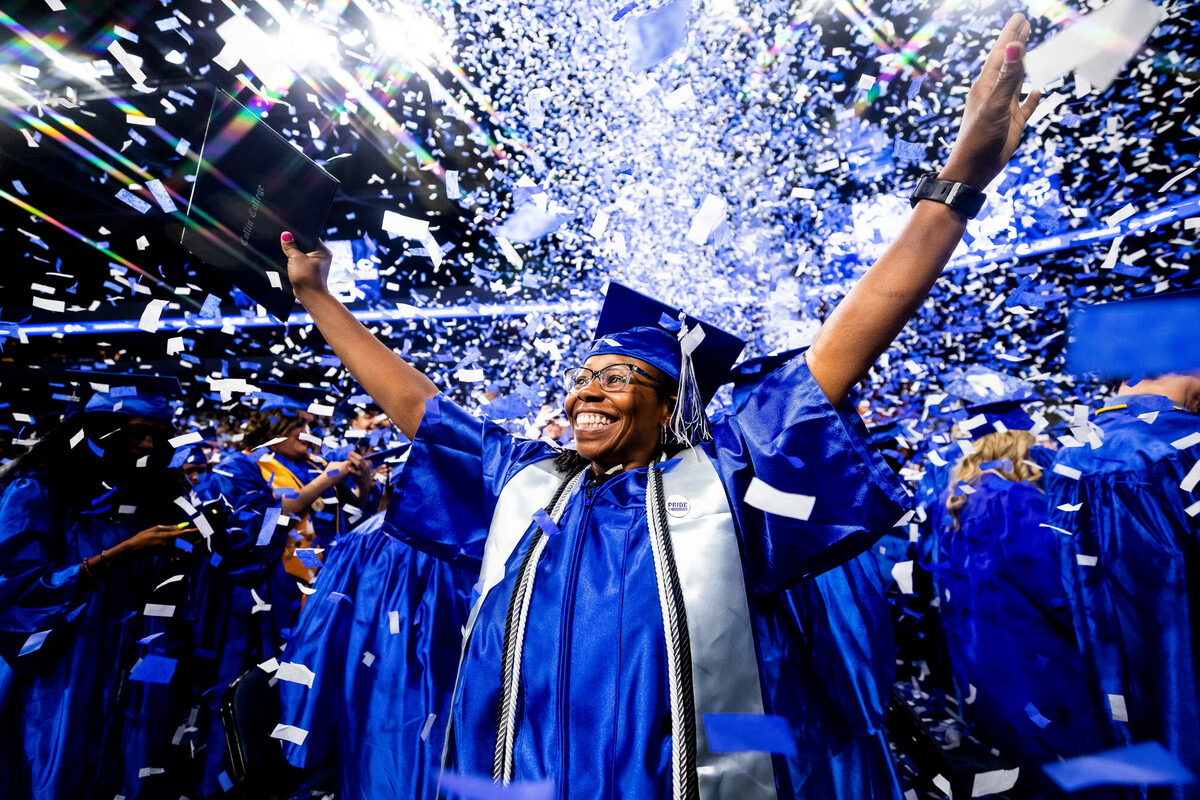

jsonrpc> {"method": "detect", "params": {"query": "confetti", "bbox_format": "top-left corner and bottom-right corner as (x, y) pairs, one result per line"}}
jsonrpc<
(1043, 742), (1195, 791)
(703, 713), (798, 756)
(743, 477), (815, 520)
(275, 661), (316, 687)
(269, 724), (309, 745)
(128, 654), (177, 684)
(438, 771), (555, 800)
(18, 630), (51, 657)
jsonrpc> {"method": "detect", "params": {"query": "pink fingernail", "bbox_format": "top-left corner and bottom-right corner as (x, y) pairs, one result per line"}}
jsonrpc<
(1005, 43), (1021, 63)
(281, 231), (294, 242)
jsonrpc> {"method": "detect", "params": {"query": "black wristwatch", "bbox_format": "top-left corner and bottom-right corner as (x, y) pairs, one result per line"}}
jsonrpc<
(909, 173), (986, 220)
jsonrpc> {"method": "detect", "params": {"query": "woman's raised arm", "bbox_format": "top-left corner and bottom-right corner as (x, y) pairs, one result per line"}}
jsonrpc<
(281, 232), (437, 440)
(805, 13), (1042, 405)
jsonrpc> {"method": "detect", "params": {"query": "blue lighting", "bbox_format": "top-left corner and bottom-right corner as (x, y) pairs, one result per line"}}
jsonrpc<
(943, 194), (1200, 272)
(16, 300), (592, 337)
(15, 193), (1198, 338)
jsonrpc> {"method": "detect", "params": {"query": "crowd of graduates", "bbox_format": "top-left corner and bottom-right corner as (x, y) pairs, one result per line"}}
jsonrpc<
(0, 360), (1196, 800)
(1, 13), (1197, 798)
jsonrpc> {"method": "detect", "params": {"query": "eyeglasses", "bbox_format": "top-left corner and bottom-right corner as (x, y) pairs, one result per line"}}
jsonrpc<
(562, 363), (662, 394)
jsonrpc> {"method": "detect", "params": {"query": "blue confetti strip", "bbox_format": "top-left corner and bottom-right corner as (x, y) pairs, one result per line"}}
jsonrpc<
(1024, 701), (1052, 729)
(257, 506), (281, 547)
(438, 771), (555, 800)
(294, 548), (324, 568)
(128, 654), (178, 685)
(18, 630), (51, 657)
(532, 508), (560, 536)
(1043, 742), (1196, 792)
(704, 713), (798, 756)
(424, 397), (442, 425)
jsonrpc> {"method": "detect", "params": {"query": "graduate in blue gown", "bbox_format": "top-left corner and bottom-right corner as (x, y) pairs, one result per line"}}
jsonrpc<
(1047, 375), (1200, 800)
(276, 500), (478, 800)
(186, 395), (371, 797)
(935, 403), (1105, 794)
(278, 15), (1041, 797)
(0, 377), (198, 800)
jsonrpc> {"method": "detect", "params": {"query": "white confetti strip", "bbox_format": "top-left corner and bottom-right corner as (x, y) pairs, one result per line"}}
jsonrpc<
(1108, 693), (1129, 722)
(1171, 432), (1200, 450)
(421, 713), (437, 741)
(269, 724), (309, 745)
(1053, 464), (1082, 480)
(743, 477), (815, 520)
(169, 431), (203, 448)
(972, 767), (1019, 797)
(276, 662), (316, 687)
(138, 299), (168, 333)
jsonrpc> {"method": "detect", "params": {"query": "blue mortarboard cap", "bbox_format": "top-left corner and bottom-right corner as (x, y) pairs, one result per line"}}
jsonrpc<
(960, 399), (1038, 439)
(587, 283), (745, 406)
(587, 326), (683, 382)
(62, 370), (181, 421)
(251, 382), (336, 413)
(586, 283), (745, 447)
(1068, 289), (1200, 378)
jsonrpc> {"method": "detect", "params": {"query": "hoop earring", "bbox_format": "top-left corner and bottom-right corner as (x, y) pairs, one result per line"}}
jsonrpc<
(659, 425), (671, 447)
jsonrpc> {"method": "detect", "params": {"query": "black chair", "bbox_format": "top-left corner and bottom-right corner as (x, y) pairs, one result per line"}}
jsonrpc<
(221, 667), (334, 799)
(886, 686), (1020, 799)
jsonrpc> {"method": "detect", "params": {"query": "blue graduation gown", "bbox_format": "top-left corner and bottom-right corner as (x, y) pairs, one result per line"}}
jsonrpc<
(387, 357), (908, 797)
(277, 511), (477, 800)
(1047, 400), (1200, 800)
(937, 474), (1103, 770)
(779, 552), (903, 798)
(186, 451), (319, 796)
(0, 476), (180, 800)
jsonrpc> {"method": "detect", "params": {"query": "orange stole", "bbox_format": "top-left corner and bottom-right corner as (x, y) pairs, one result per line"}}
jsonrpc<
(253, 453), (332, 586)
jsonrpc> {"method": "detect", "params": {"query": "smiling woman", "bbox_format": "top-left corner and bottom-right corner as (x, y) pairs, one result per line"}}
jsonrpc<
(277, 14), (1042, 798)
(565, 353), (675, 473)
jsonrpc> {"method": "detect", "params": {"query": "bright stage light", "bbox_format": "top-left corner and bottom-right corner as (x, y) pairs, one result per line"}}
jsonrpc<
(372, 7), (451, 66)
(284, 20), (340, 70)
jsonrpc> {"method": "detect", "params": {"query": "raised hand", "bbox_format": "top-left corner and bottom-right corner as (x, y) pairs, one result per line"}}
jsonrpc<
(942, 13), (1043, 190)
(280, 231), (334, 297)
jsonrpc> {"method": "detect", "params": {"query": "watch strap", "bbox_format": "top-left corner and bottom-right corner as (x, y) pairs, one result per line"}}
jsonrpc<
(909, 173), (986, 219)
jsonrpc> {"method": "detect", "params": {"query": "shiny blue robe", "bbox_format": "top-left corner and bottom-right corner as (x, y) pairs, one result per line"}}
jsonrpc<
(387, 357), (909, 797)
(186, 451), (330, 796)
(937, 474), (1103, 771)
(779, 552), (903, 798)
(276, 510), (476, 800)
(0, 476), (179, 800)
(1047, 399), (1200, 800)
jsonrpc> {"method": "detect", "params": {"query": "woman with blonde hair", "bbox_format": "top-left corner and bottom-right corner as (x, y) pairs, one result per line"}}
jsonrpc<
(937, 403), (1104, 794)
(186, 389), (370, 798)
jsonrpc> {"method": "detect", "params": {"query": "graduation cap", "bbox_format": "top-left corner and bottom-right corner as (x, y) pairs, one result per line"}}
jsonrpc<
(1067, 289), (1200, 378)
(59, 370), (182, 421)
(180, 88), (339, 322)
(250, 382), (339, 414)
(586, 282), (745, 445)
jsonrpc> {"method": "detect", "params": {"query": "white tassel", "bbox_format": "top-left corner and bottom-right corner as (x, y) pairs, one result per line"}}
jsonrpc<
(669, 318), (712, 446)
